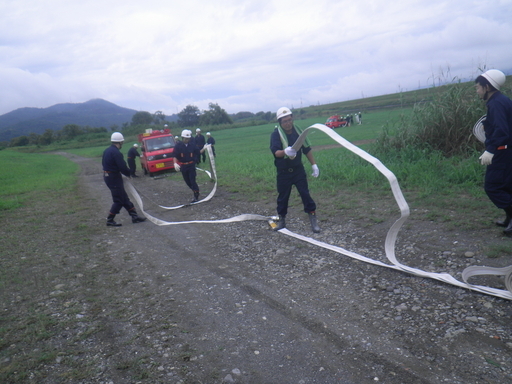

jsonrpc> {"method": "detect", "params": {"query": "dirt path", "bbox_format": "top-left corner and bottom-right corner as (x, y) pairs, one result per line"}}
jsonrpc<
(2, 153), (512, 384)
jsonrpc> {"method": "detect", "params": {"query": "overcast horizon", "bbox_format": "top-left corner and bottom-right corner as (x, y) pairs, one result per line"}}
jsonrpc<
(1, 0), (512, 117)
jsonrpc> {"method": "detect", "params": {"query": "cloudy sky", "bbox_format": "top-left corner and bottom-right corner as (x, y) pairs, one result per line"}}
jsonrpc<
(1, 0), (511, 117)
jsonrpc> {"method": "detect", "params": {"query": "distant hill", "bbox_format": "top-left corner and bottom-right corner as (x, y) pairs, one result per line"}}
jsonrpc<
(0, 99), (138, 142)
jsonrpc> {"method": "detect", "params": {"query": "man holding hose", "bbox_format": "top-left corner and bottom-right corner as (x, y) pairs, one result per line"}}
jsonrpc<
(270, 107), (320, 233)
(173, 129), (208, 203)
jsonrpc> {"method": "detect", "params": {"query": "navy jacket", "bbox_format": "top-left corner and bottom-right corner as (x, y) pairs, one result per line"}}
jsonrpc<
(484, 92), (512, 153)
(102, 145), (131, 177)
(195, 134), (206, 149)
(127, 147), (140, 159)
(173, 141), (200, 164)
(270, 127), (311, 171)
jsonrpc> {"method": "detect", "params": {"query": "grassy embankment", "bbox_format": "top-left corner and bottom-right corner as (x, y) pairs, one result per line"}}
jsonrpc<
(0, 87), (493, 227)
(2, 82), (509, 240)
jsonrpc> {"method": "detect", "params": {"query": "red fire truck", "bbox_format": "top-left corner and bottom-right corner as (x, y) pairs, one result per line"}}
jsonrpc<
(138, 128), (176, 176)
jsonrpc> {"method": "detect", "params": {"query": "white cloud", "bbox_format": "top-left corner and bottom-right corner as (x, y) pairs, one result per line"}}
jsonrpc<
(1, 0), (512, 116)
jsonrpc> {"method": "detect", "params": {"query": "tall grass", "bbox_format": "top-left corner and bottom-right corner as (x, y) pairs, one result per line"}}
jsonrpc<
(372, 79), (508, 158)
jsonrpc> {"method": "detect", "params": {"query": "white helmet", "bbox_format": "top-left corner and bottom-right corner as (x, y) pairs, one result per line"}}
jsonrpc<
(133, 143), (138, 147)
(111, 132), (124, 142)
(482, 69), (506, 90)
(196, 128), (201, 132)
(206, 132), (211, 135)
(276, 107), (292, 121)
(181, 129), (192, 138)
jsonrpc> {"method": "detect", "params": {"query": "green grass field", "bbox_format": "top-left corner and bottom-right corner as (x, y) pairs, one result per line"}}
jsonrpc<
(0, 105), (487, 217)
(0, 151), (79, 211)
(0, 87), (493, 238)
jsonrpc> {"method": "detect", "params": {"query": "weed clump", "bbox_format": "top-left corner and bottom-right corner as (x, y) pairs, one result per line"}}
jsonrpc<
(374, 80), (488, 158)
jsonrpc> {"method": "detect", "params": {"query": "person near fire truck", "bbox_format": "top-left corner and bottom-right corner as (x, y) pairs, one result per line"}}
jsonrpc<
(194, 128), (206, 164)
(206, 132), (216, 157)
(173, 129), (209, 203)
(127, 143), (141, 177)
(102, 132), (146, 226)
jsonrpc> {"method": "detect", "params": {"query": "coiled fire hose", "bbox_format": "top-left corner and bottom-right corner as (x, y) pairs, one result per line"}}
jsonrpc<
(125, 125), (512, 300)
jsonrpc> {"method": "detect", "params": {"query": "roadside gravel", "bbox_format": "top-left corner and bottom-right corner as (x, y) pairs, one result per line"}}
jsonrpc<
(1, 153), (511, 384)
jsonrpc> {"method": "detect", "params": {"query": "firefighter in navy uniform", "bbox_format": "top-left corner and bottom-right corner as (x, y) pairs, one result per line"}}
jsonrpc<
(127, 143), (141, 177)
(206, 132), (216, 157)
(270, 107), (321, 233)
(194, 128), (206, 164)
(475, 69), (512, 236)
(173, 129), (208, 203)
(102, 132), (146, 226)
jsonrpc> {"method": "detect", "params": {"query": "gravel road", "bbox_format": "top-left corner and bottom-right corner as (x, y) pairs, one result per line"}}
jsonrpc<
(4, 152), (511, 384)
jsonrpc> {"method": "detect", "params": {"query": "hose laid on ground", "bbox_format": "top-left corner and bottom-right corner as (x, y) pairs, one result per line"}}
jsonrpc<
(125, 125), (512, 300)
(288, 123), (512, 300)
(125, 145), (272, 224)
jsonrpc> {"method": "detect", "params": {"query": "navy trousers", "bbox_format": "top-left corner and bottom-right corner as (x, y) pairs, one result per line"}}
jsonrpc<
(276, 166), (316, 216)
(104, 173), (135, 214)
(181, 164), (199, 192)
(484, 150), (512, 209)
(127, 158), (137, 175)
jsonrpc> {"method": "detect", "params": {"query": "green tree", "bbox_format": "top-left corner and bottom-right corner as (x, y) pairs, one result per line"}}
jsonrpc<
(28, 132), (40, 146)
(10, 136), (29, 147)
(61, 124), (83, 140)
(234, 111), (254, 121)
(40, 129), (54, 145)
(256, 111), (273, 121)
(131, 111), (153, 125)
(153, 111), (166, 124)
(178, 105), (201, 127)
(200, 103), (232, 125)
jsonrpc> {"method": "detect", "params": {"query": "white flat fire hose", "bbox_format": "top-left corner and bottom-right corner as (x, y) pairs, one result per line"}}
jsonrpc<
(125, 125), (512, 300)
(125, 145), (272, 225)
(473, 115), (486, 144)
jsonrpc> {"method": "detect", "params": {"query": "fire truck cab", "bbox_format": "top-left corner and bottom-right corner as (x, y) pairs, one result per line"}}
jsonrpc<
(138, 128), (176, 176)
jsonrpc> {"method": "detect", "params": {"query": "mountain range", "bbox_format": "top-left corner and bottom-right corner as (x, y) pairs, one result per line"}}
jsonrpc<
(0, 99), (139, 142)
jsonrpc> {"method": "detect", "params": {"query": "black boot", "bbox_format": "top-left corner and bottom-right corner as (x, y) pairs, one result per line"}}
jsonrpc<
(503, 206), (512, 236)
(128, 208), (146, 223)
(274, 215), (286, 231)
(308, 212), (321, 233)
(496, 207), (512, 227)
(191, 191), (200, 203)
(106, 213), (122, 227)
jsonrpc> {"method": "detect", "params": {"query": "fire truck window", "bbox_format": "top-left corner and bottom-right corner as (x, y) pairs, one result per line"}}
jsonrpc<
(146, 136), (175, 151)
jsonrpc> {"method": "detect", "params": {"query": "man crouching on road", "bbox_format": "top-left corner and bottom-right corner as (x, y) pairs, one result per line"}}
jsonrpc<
(270, 107), (320, 233)
(102, 132), (146, 226)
